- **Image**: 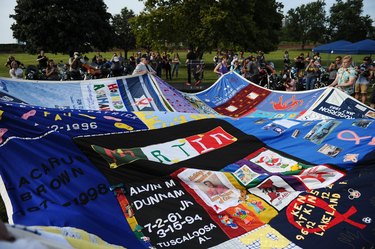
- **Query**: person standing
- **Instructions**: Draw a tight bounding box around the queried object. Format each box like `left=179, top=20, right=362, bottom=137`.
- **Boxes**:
left=241, top=57, right=251, bottom=79
left=238, top=51, right=245, bottom=65
left=69, top=52, right=82, bottom=80
left=248, top=56, right=261, bottom=83
left=154, top=53, right=163, bottom=78
left=213, top=56, right=229, bottom=77
left=294, top=53, right=305, bottom=78
left=327, top=56, right=342, bottom=85
left=213, top=51, right=220, bottom=67
left=135, top=51, right=142, bottom=65
left=164, top=54, right=172, bottom=80
left=283, top=50, right=290, bottom=65
left=132, top=54, right=156, bottom=75
left=36, top=50, right=48, bottom=69
left=118, top=52, right=124, bottom=65
left=354, top=56, right=373, bottom=104
left=256, top=51, right=266, bottom=65
left=313, top=52, right=321, bottom=64
left=185, top=48, right=196, bottom=85
left=110, top=55, right=124, bottom=77
left=171, top=53, right=180, bottom=79
left=329, top=55, right=357, bottom=96
left=230, top=59, right=241, bottom=74
left=304, top=59, right=320, bottom=90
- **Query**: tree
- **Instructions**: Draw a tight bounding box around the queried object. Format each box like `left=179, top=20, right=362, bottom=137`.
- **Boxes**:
left=130, top=0, right=283, bottom=56
left=328, top=0, right=375, bottom=42
left=284, top=0, right=327, bottom=49
left=112, top=8, right=137, bottom=59
left=10, top=0, right=114, bottom=54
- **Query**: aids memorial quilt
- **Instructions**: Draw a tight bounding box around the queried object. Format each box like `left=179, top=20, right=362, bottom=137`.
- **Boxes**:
left=0, top=72, right=374, bottom=248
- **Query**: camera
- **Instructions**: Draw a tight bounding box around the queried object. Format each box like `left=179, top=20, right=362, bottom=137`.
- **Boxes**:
left=361, top=70, right=370, bottom=78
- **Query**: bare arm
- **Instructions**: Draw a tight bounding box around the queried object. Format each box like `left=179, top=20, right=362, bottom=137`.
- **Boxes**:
left=340, top=76, right=356, bottom=87
left=329, top=73, right=339, bottom=87
left=213, top=63, right=222, bottom=74
left=132, top=68, right=148, bottom=75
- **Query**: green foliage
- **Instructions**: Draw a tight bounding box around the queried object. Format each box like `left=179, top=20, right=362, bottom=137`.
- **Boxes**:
left=285, top=0, right=375, bottom=47
left=0, top=44, right=25, bottom=53
left=328, top=0, right=375, bottom=41
left=112, top=8, right=137, bottom=59
left=285, top=0, right=327, bottom=49
left=10, top=0, right=114, bottom=54
left=131, top=0, right=283, bottom=56
left=249, top=0, right=283, bottom=52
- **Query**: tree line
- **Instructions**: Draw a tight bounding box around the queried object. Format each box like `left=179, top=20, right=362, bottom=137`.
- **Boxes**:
left=10, top=0, right=375, bottom=58
left=283, top=0, right=375, bottom=49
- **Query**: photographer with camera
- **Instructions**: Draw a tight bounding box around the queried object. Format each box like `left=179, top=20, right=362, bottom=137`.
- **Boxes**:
left=355, top=56, right=373, bottom=104
left=327, top=56, right=342, bottom=85
left=305, top=58, right=320, bottom=90
left=68, top=52, right=83, bottom=80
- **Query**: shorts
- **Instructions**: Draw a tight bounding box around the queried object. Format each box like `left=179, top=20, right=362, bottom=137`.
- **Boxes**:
left=354, top=83, right=368, bottom=94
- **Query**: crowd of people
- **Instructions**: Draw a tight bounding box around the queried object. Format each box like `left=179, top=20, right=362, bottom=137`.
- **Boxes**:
left=130, top=51, right=182, bottom=80
left=210, top=50, right=374, bottom=106
left=212, top=50, right=277, bottom=89
left=3, top=49, right=375, bottom=107
left=280, top=51, right=374, bottom=105
left=212, top=50, right=326, bottom=91
left=3, top=50, right=182, bottom=81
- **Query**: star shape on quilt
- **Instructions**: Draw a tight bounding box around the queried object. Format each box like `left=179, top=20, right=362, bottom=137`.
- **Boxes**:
left=134, top=95, right=153, bottom=110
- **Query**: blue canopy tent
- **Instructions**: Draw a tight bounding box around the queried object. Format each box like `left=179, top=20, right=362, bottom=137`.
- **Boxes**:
left=312, top=40, right=352, bottom=54
left=332, top=39, right=375, bottom=54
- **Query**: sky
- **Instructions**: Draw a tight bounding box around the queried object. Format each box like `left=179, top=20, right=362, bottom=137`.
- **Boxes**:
left=0, top=0, right=374, bottom=44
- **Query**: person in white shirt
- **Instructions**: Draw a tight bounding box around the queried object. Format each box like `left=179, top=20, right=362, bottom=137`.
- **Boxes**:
left=9, top=61, right=23, bottom=79
left=132, top=54, right=156, bottom=75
